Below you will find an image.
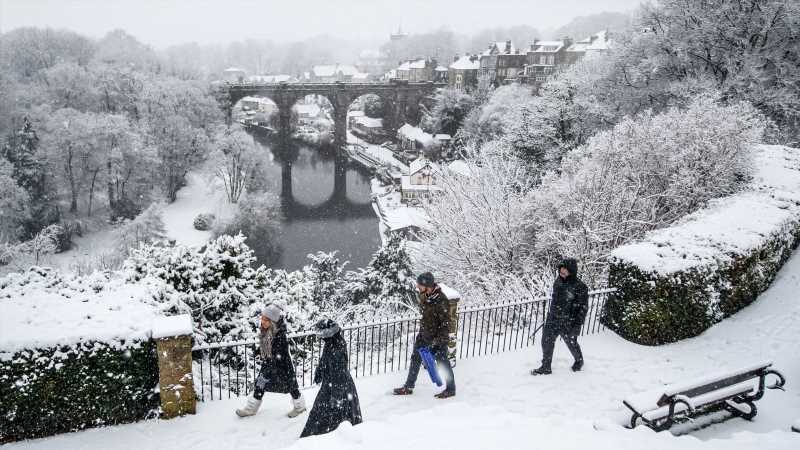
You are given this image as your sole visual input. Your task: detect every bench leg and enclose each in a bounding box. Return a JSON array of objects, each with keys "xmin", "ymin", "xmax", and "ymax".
[{"xmin": 725, "ymin": 399, "xmax": 757, "ymax": 421}]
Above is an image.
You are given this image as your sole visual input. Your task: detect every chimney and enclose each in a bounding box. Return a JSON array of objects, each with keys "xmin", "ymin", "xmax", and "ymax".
[
  {"xmin": 454, "ymin": 55, "xmax": 460, "ymax": 63},
  {"xmin": 505, "ymin": 40, "xmax": 512, "ymax": 53},
  {"xmin": 563, "ymin": 37, "xmax": 573, "ymax": 49}
]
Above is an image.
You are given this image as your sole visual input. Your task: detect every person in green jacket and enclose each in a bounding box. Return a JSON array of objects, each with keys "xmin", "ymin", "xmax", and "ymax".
[{"xmin": 393, "ymin": 272, "xmax": 456, "ymax": 399}]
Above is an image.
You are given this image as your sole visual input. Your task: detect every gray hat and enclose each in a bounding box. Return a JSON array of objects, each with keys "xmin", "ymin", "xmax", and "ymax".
[
  {"xmin": 417, "ymin": 272, "xmax": 435, "ymax": 288},
  {"xmin": 261, "ymin": 303, "xmax": 284, "ymax": 322}
]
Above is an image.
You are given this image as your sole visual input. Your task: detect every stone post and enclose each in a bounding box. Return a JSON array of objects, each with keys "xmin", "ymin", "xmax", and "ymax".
[
  {"xmin": 152, "ymin": 314, "xmax": 196, "ymax": 419},
  {"xmin": 438, "ymin": 283, "xmax": 461, "ymax": 367}
]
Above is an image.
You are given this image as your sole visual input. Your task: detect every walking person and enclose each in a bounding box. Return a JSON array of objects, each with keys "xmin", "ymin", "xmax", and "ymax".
[
  {"xmin": 300, "ymin": 319, "xmax": 362, "ymax": 438},
  {"xmin": 393, "ymin": 272, "xmax": 456, "ymax": 399},
  {"xmin": 532, "ymin": 258, "xmax": 589, "ymax": 375},
  {"xmin": 236, "ymin": 303, "xmax": 307, "ymax": 418}
]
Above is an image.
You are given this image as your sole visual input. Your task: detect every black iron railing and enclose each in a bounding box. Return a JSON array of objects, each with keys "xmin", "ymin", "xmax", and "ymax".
[{"xmin": 192, "ymin": 288, "xmax": 615, "ymax": 401}]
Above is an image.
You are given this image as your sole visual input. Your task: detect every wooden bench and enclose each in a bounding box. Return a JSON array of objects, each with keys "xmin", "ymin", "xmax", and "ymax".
[{"xmin": 623, "ymin": 361, "xmax": 786, "ymax": 432}]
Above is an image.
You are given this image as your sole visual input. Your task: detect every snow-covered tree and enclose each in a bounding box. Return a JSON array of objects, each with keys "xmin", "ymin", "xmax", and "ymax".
[
  {"xmin": 210, "ymin": 127, "xmax": 266, "ymax": 204},
  {"xmin": 417, "ymin": 141, "xmax": 549, "ymax": 303},
  {"xmin": 0, "ymin": 159, "xmax": 30, "ymax": 241},
  {"xmin": 531, "ymin": 95, "xmax": 767, "ymax": 283},
  {"xmin": 423, "ymin": 88, "xmax": 478, "ymax": 137}
]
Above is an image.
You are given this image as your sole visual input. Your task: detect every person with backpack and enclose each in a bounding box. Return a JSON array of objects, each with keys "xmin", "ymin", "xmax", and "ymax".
[
  {"xmin": 393, "ymin": 272, "xmax": 456, "ymax": 399},
  {"xmin": 531, "ymin": 258, "xmax": 589, "ymax": 375},
  {"xmin": 300, "ymin": 319, "xmax": 362, "ymax": 438},
  {"xmin": 235, "ymin": 303, "xmax": 307, "ymax": 419}
]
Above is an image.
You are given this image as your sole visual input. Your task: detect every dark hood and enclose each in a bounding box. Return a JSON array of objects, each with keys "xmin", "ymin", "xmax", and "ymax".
[{"xmin": 558, "ymin": 258, "xmax": 579, "ymax": 279}]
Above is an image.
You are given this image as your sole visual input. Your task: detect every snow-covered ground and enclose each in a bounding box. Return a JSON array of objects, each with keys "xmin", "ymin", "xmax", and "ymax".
[
  {"xmin": 161, "ymin": 172, "xmax": 230, "ymax": 247},
  {"xmin": 47, "ymin": 172, "xmax": 227, "ymax": 273},
  {"xmin": 9, "ymin": 244, "xmax": 800, "ymax": 449}
]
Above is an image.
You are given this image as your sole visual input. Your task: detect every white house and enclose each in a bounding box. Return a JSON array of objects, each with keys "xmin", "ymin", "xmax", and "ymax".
[{"xmin": 401, "ymin": 156, "xmax": 443, "ymax": 203}]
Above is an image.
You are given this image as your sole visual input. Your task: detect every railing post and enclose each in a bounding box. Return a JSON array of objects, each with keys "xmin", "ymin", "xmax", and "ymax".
[
  {"xmin": 439, "ymin": 283, "xmax": 461, "ymax": 366},
  {"xmin": 152, "ymin": 314, "xmax": 196, "ymax": 419}
]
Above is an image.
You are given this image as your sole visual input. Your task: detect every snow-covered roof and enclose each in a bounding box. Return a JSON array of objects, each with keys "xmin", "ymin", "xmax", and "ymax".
[
  {"xmin": 348, "ymin": 110, "xmax": 365, "ymax": 118},
  {"xmin": 530, "ymin": 40, "xmax": 565, "ymax": 52},
  {"xmin": 313, "ymin": 64, "xmax": 359, "ymax": 77},
  {"xmin": 353, "ymin": 72, "xmax": 370, "ymax": 80},
  {"xmin": 409, "ymin": 156, "xmax": 441, "ymax": 176},
  {"xmin": 447, "ymin": 159, "xmax": 472, "ymax": 177},
  {"xmin": 408, "ymin": 59, "xmax": 428, "ymax": 69},
  {"xmin": 435, "ymin": 66, "xmax": 449, "ymax": 72},
  {"xmin": 398, "ymin": 124, "xmax": 434, "ymax": 145},
  {"xmin": 353, "ymin": 116, "xmax": 383, "ymax": 128},
  {"xmin": 611, "ymin": 145, "xmax": 800, "ymax": 274},
  {"xmin": 450, "ymin": 55, "xmax": 480, "ymax": 70},
  {"xmin": 567, "ymin": 31, "xmax": 610, "ymax": 52},
  {"xmin": 383, "ymin": 206, "xmax": 430, "ymax": 231},
  {"xmin": 397, "ymin": 61, "xmax": 411, "ymax": 71},
  {"xmin": 224, "ymin": 67, "xmax": 246, "ymax": 73},
  {"xmin": 240, "ymin": 96, "xmax": 274, "ymax": 104},
  {"xmin": 482, "ymin": 41, "xmax": 515, "ymax": 56},
  {"xmin": 434, "ymin": 134, "xmax": 452, "ymax": 141}
]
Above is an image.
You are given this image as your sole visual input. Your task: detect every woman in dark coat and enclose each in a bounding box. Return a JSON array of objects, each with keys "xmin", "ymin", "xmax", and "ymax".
[
  {"xmin": 300, "ymin": 319, "xmax": 362, "ymax": 438},
  {"xmin": 236, "ymin": 304, "xmax": 307, "ymax": 418}
]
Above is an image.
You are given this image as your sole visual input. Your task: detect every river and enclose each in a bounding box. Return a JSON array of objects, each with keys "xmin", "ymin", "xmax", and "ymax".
[{"xmin": 249, "ymin": 132, "xmax": 381, "ymax": 271}]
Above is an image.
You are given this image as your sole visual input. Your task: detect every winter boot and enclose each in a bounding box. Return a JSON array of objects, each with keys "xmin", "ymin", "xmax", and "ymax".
[
  {"xmin": 235, "ymin": 395, "xmax": 262, "ymax": 417},
  {"xmin": 393, "ymin": 386, "xmax": 414, "ymax": 395},
  {"xmin": 530, "ymin": 366, "xmax": 552, "ymax": 376},
  {"xmin": 435, "ymin": 390, "xmax": 455, "ymax": 399},
  {"xmin": 287, "ymin": 395, "xmax": 307, "ymax": 418},
  {"xmin": 571, "ymin": 359, "xmax": 584, "ymax": 372}
]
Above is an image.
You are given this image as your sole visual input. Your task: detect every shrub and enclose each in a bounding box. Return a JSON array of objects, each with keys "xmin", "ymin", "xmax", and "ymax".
[
  {"xmin": 605, "ymin": 146, "xmax": 800, "ymax": 344},
  {"xmin": 193, "ymin": 213, "xmax": 215, "ymax": 231},
  {"xmin": 213, "ymin": 192, "xmax": 282, "ymax": 266},
  {"xmin": 0, "ymin": 341, "xmax": 159, "ymax": 443}
]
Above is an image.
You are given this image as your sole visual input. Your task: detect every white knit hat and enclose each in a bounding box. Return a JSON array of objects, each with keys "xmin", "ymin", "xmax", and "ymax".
[{"xmin": 261, "ymin": 303, "xmax": 283, "ymax": 322}]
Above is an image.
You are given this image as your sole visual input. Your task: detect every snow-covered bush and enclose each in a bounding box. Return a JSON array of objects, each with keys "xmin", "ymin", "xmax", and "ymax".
[
  {"xmin": 531, "ymin": 96, "xmax": 766, "ymax": 285},
  {"xmin": 124, "ymin": 234, "xmax": 262, "ymax": 346},
  {"xmin": 606, "ymin": 145, "xmax": 800, "ymax": 344},
  {"xmin": 193, "ymin": 213, "xmax": 215, "ymax": 231},
  {"xmin": 0, "ymin": 268, "xmax": 163, "ymax": 442}
]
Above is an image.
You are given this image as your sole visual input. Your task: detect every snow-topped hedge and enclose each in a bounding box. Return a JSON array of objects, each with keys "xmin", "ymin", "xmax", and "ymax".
[
  {"xmin": 0, "ymin": 268, "xmax": 165, "ymax": 442},
  {"xmin": 606, "ymin": 145, "xmax": 800, "ymax": 345}
]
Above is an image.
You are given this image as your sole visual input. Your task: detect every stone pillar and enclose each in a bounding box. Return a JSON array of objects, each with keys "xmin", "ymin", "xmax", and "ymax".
[
  {"xmin": 438, "ymin": 283, "xmax": 461, "ymax": 367},
  {"xmin": 152, "ymin": 314, "xmax": 196, "ymax": 419},
  {"xmin": 333, "ymin": 106, "xmax": 348, "ymax": 148}
]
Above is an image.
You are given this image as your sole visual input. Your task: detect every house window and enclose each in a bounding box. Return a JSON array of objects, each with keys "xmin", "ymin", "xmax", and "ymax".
[
  {"xmin": 548, "ymin": 55, "xmax": 555, "ymax": 65},
  {"xmin": 539, "ymin": 55, "xmax": 547, "ymax": 65}
]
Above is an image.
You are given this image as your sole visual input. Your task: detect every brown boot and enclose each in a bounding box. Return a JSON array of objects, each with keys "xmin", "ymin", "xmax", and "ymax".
[
  {"xmin": 393, "ymin": 386, "xmax": 413, "ymax": 395},
  {"xmin": 435, "ymin": 390, "xmax": 455, "ymax": 399}
]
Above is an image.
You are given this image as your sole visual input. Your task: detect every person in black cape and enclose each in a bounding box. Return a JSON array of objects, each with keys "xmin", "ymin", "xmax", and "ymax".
[{"xmin": 300, "ymin": 319, "xmax": 363, "ymax": 438}]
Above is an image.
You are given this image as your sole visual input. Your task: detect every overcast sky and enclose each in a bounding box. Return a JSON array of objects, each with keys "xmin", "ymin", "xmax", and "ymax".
[{"xmin": 0, "ymin": 0, "xmax": 641, "ymax": 48}]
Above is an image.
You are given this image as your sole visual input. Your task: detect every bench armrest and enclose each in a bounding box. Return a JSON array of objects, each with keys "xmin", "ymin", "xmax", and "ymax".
[
  {"xmin": 764, "ymin": 369, "xmax": 786, "ymax": 391},
  {"xmin": 671, "ymin": 395, "xmax": 695, "ymax": 414}
]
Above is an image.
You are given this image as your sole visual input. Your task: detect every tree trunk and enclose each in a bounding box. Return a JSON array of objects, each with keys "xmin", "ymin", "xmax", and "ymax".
[
  {"xmin": 66, "ymin": 147, "xmax": 77, "ymax": 213},
  {"xmin": 88, "ymin": 168, "xmax": 99, "ymax": 216}
]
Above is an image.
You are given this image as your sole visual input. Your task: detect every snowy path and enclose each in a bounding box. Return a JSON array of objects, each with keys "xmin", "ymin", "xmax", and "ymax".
[
  {"xmin": 10, "ymin": 253, "xmax": 800, "ymax": 449},
  {"xmin": 161, "ymin": 172, "xmax": 229, "ymax": 248}
]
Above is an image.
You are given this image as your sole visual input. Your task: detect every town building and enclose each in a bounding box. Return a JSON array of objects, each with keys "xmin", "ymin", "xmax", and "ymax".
[
  {"xmin": 247, "ymin": 74, "xmax": 297, "ymax": 83},
  {"xmin": 295, "ymin": 103, "xmax": 325, "ymax": 124},
  {"xmin": 397, "ymin": 123, "xmax": 434, "ymax": 152},
  {"xmin": 400, "ymin": 157, "xmax": 443, "ymax": 204},
  {"xmin": 394, "ymin": 58, "xmax": 439, "ymax": 82},
  {"xmin": 479, "ymin": 40, "xmax": 525, "ymax": 86},
  {"xmin": 448, "ymin": 54, "xmax": 480, "ymax": 91},
  {"xmin": 435, "ymin": 65, "xmax": 449, "ymax": 83},
  {"xmin": 222, "ymin": 67, "xmax": 246, "ymax": 83},
  {"xmin": 351, "ymin": 116, "xmax": 385, "ymax": 144},
  {"xmin": 309, "ymin": 64, "xmax": 360, "ymax": 83},
  {"xmin": 523, "ymin": 31, "xmax": 610, "ymax": 89}
]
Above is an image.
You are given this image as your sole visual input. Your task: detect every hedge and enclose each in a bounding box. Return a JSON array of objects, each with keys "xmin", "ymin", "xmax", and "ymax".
[
  {"xmin": 606, "ymin": 197, "xmax": 800, "ymax": 345},
  {"xmin": 0, "ymin": 339, "xmax": 160, "ymax": 443}
]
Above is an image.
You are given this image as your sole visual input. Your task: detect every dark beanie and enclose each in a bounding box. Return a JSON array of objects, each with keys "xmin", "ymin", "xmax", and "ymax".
[{"xmin": 417, "ymin": 272, "xmax": 435, "ymax": 287}]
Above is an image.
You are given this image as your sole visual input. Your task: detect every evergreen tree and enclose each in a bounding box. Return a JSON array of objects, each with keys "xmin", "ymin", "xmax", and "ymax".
[{"xmin": 1, "ymin": 117, "xmax": 60, "ymax": 238}]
